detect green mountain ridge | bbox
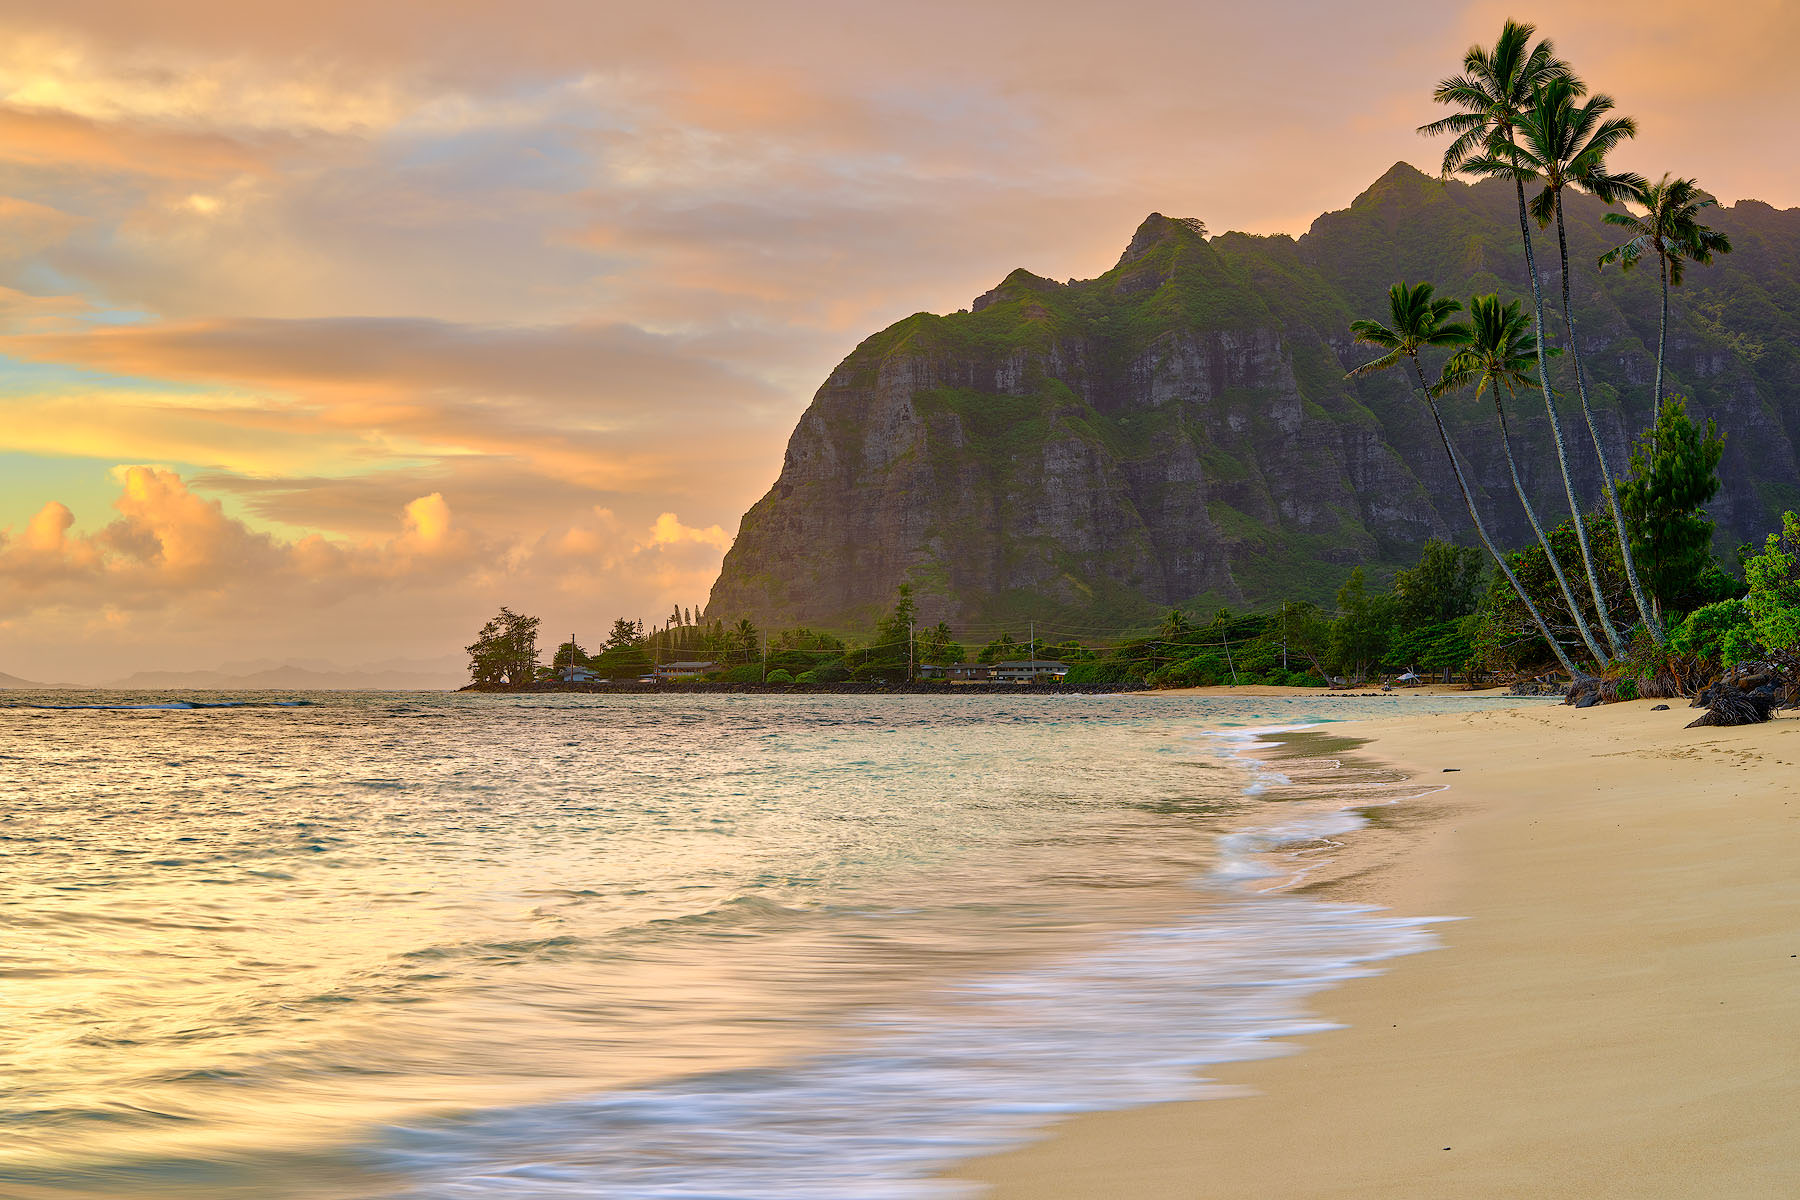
[707,163,1800,633]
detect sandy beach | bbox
[950,697,1800,1198]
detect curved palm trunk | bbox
[1553,196,1663,644]
[1493,388,1607,664]
[1654,251,1669,421]
[1513,178,1625,659]
[1410,357,1584,679]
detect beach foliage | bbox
[1741,512,1800,654]
[466,607,541,687]
[1617,399,1731,620]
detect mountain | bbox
[108,655,465,690]
[707,163,1800,632]
[0,670,55,689]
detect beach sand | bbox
[949,698,1800,1198]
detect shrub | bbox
[764,669,795,684]
[809,658,852,683]
[1064,659,1148,686]
[718,664,764,683]
[1671,600,1759,667]
[1743,511,1800,654]
[794,670,821,684]
[1147,652,1227,688]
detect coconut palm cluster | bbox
[1351,19,1732,679]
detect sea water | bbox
[0,691,1529,1198]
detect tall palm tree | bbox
[1598,174,1733,422]
[1485,78,1659,643]
[1418,22,1626,657]
[1437,295,1606,665]
[1349,283,1584,678]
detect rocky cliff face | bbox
[708,164,1800,631]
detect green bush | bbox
[1064,659,1148,686]
[850,662,902,683]
[794,670,821,684]
[764,669,795,684]
[1670,600,1759,667]
[766,649,826,675]
[716,664,764,683]
[1147,652,1227,688]
[1743,511,1800,654]
[809,658,852,683]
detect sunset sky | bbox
[1,1,1795,682]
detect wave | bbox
[353,720,1446,1199]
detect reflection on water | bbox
[0,691,1527,1198]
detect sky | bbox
[1,1,1795,683]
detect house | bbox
[558,663,600,683]
[992,659,1069,682]
[655,660,718,681]
[918,662,995,681]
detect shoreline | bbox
[948,699,1800,1198]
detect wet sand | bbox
[950,698,1800,1198]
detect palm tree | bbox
[1598,174,1733,422]
[1418,23,1626,657]
[1349,283,1584,678]
[1437,295,1606,665]
[1484,78,1659,643]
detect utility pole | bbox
[1029,620,1036,680]
[1223,630,1239,686]
[761,629,768,683]
[908,619,915,683]
[1281,603,1288,671]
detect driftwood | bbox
[1686,683,1780,728]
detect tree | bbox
[1329,568,1396,683]
[1437,294,1607,664]
[1598,174,1733,421]
[1391,539,1485,625]
[605,618,644,650]
[875,585,918,654]
[1617,399,1726,622]
[465,607,540,687]
[1420,21,1621,656]
[1282,602,1335,682]
[1485,76,1659,644]
[918,621,964,665]
[978,633,1020,664]
[733,617,761,661]
[1741,512,1800,655]
[1349,281,1584,678]
[550,639,591,673]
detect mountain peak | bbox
[1115,213,1208,269]
[1350,161,1442,209]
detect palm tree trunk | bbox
[1655,251,1669,422]
[1513,178,1624,658]
[1553,196,1663,644]
[1493,389,1607,665]
[1410,357,1585,679]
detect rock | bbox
[706,166,1800,631]
[1575,691,1601,708]
[1685,686,1778,728]
[1651,704,1670,711]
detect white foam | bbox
[369,897,1442,1200]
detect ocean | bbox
[0,691,1531,1198]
